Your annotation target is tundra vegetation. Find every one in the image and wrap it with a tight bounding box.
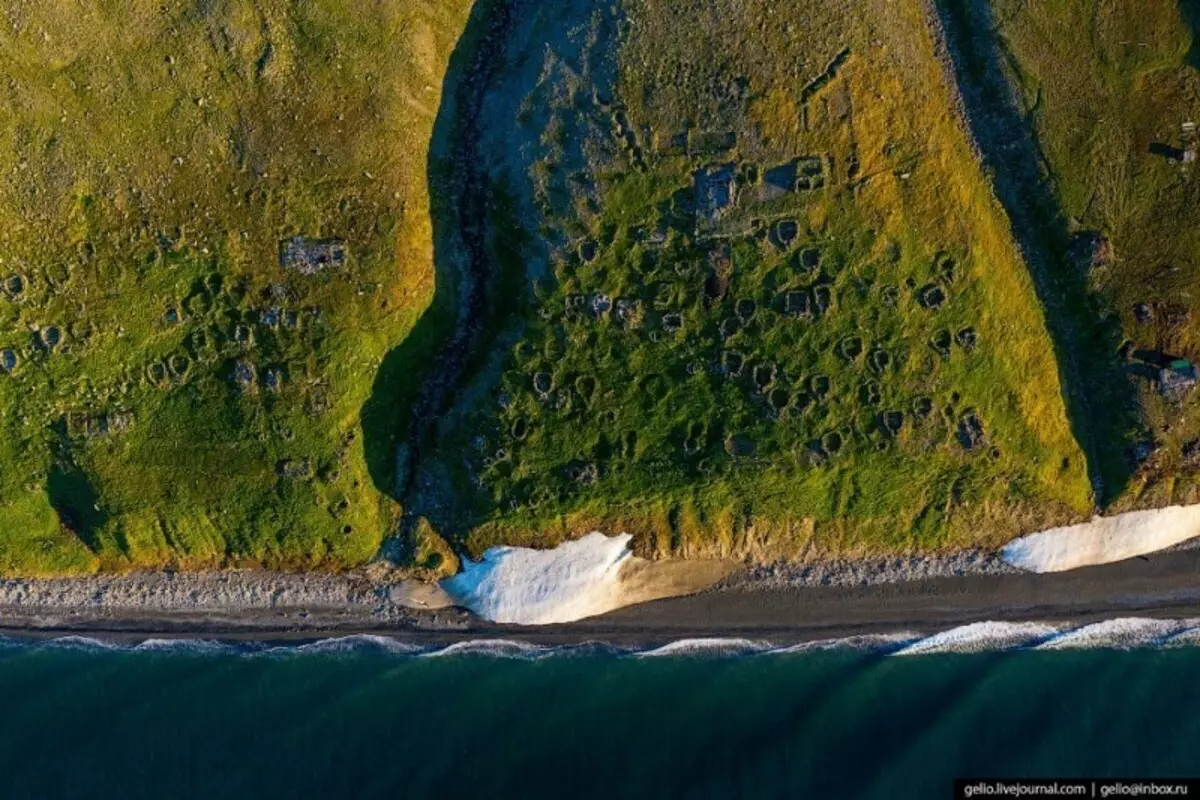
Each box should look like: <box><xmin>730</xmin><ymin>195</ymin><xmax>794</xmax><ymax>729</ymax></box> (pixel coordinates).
<box><xmin>397</xmin><ymin>0</ymin><xmax>1094</xmax><ymax>565</ymax></box>
<box><xmin>5</xmin><ymin>0</ymin><xmax>1198</xmax><ymax>577</ymax></box>
<box><xmin>976</xmin><ymin>0</ymin><xmax>1200</xmax><ymax>510</ymax></box>
<box><xmin>0</xmin><ymin>0</ymin><xmax>473</xmax><ymax>573</ymax></box>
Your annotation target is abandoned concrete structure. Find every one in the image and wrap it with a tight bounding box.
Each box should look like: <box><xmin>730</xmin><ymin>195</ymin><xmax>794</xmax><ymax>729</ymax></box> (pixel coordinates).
<box><xmin>694</xmin><ymin>164</ymin><xmax>737</xmax><ymax>227</ymax></box>
<box><xmin>1159</xmin><ymin>359</ymin><xmax>1198</xmax><ymax>402</ymax></box>
<box><xmin>279</xmin><ymin>237</ymin><xmax>346</xmax><ymax>274</ymax></box>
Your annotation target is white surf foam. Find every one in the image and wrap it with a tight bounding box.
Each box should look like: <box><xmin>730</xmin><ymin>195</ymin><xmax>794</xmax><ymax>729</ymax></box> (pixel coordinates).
<box><xmin>772</xmin><ymin>633</ymin><xmax>921</xmax><ymax>654</ymax></box>
<box><xmin>421</xmin><ymin>639</ymin><xmax>550</xmax><ymax>659</ymax></box>
<box><xmin>18</xmin><ymin>619</ymin><xmax>1200</xmax><ymax>658</ymax></box>
<box><xmin>1160</xmin><ymin>620</ymin><xmax>1200</xmax><ymax>647</ymax></box>
<box><xmin>1036</xmin><ymin>618</ymin><xmax>1183</xmax><ymax>650</ymax></box>
<box><xmin>132</xmin><ymin>638</ymin><xmax>236</xmax><ymax>655</ymax></box>
<box><xmin>40</xmin><ymin>635</ymin><xmax>121</xmax><ymax>652</ymax></box>
<box><xmin>289</xmin><ymin>635</ymin><xmax>422</xmax><ymax>656</ymax></box>
<box><xmin>1002</xmin><ymin>504</ymin><xmax>1200</xmax><ymax>573</ymax></box>
<box><xmin>635</xmin><ymin>638</ymin><xmax>774</xmax><ymax>658</ymax></box>
<box><xmin>441</xmin><ymin>532</ymin><xmax>634</xmax><ymax>625</ymax></box>
<box><xmin>894</xmin><ymin>622</ymin><xmax>1060</xmax><ymax>655</ymax></box>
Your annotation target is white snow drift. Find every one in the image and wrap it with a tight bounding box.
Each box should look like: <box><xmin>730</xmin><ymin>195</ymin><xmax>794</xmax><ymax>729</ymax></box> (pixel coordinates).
<box><xmin>1002</xmin><ymin>504</ymin><xmax>1200</xmax><ymax>573</ymax></box>
<box><xmin>441</xmin><ymin>532</ymin><xmax>634</xmax><ymax>625</ymax></box>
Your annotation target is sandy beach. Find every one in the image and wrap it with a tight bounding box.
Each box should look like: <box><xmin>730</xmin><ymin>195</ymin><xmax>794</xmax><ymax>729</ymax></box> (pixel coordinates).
<box><xmin>3</xmin><ymin>547</ymin><xmax>1200</xmax><ymax>648</ymax></box>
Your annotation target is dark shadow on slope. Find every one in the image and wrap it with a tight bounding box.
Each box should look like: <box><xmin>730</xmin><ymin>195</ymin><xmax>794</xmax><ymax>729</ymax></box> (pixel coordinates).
<box><xmin>46</xmin><ymin>463</ymin><xmax>107</xmax><ymax>552</ymax></box>
<box><xmin>1180</xmin><ymin>0</ymin><xmax>1200</xmax><ymax>69</ymax></box>
<box><xmin>360</xmin><ymin>0</ymin><xmax>514</xmax><ymax>556</ymax></box>
<box><xmin>46</xmin><ymin>423</ymin><xmax>107</xmax><ymax>553</ymax></box>
<box><xmin>932</xmin><ymin>0</ymin><xmax>1142</xmax><ymax>506</ymax></box>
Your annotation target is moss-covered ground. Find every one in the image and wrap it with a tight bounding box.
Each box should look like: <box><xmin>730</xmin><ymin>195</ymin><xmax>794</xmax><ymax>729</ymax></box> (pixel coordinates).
<box><xmin>0</xmin><ymin>0</ymin><xmax>473</xmax><ymax>573</ymax></box>
<box><xmin>983</xmin><ymin>0</ymin><xmax>1200</xmax><ymax>511</ymax></box>
<box><xmin>12</xmin><ymin>0</ymin><xmax>1194</xmax><ymax>576</ymax></box>
<box><xmin>403</xmin><ymin>0</ymin><xmax>1094</xmax><ymax>562</ymax></box>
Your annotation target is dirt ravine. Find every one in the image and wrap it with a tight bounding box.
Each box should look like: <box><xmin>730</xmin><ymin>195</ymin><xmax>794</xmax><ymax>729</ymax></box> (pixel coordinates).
<box><xmin>395</xmin><ymin>0</ymin><xmax>518</xmax><ymax>514</ymax></box>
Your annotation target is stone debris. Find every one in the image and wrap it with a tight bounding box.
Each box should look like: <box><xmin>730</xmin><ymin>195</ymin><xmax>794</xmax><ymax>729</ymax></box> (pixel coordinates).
<box><xmin>614</xmin><ymin>297</ymin><xmax>641</xmax><ymax>326</ymax></box>
<box><xmin>70</xmin><ymin>410</ymin><xmax>133</xmax><ymax>439</ymax></box>
<box><xmin>590</xmin><ymin>293</ymin><xmax>612</xmax><ymax>316</ymax></box>
<box><xmin>263</xmin><ymin>366</ymin><xmax>285</xmax><ymax>392</ymax></box>
<box><xmin>956</xmin><ymin>409</ymin><xmax>986</xmax><ymax>450</ymax></box>
<box><xmin>694</xmin><ymin>163</ymin><xmax>737</xmax><ymax>227</ymax></box>
<box><xmin>918</xmin><ymin>283</ymin><xmax>946</xmax><ymax>309</ymax></box>
<box><xmin>279</xmin><ymin>237</ymin><xmax>346</xmax><ymax>274</ymax></box>
<box><xmin>233</xmin><ymin>360</ymin><xmax>257</xmax><ymax>392</ymax></box>
<box><xmin>1159</xmin><ymin>359</ymin><xmax>1198</xmax><ymax>402</ymax></box>
<box><xmin>276</xmin><ymin>459</ymin><xmax>311</xmax><ymax>479</ymax></box>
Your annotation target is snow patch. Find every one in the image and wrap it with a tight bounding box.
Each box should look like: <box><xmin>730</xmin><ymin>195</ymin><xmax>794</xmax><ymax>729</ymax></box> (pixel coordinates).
<box><xmin>1001</xmin><ymin>504</ymin><xmax>1200</xmax><ymax>573</ymax></box>
<box><xmin>441</xmin><ymin>532</ymin><xmax>634</xmax><ymax>625</ymax></box>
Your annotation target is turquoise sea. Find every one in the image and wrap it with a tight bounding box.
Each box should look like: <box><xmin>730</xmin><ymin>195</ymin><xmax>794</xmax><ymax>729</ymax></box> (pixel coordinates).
<box><xmin>1</xmin><ymin>634</ymin><xmax>1199</xmax><ymax>799</ymax></box>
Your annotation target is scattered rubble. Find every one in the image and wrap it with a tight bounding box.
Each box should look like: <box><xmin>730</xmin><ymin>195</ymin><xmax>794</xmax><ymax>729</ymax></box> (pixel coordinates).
<box><xmin>279</xmin><ymin>237</ymin><xmax>346</xmax><ymax>274</ymax></box>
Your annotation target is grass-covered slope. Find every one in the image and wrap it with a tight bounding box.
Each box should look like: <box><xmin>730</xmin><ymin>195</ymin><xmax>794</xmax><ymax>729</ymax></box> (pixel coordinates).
<box><xmin>983</xmin><ymin>0</ymin><xmax>1200</xmax><ymax>509</ymax></box>
<box><xmin>0</xmin><ymin>0</ymin><xmax>472</xmax><ymax>573</ymax></box>
<box><xmin>405</xmin><ymin>0</ymin><xmax>1093</xmax><ymax>562</ymax></box>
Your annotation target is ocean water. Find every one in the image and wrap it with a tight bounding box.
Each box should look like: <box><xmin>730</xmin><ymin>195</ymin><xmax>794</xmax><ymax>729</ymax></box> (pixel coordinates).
<box><xmin>2</xmin><ymin>627</ymin><xmax>1200</xmax><ymax>799</ymax></box>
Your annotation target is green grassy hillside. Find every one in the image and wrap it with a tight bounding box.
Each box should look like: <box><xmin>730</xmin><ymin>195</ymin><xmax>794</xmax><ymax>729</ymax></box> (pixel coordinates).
<box><xmin>0</xmin><ymin>0</ymin><xmax>473</xmax><ymax>573</ymax></box>
<box><xmin>985</xmin><ymin>0</ymin><xmax>1200</xmax><ymax>510</ymax></box>
<box><xmin>13</xmin><ymin>0</ymin><xmax>1175</xmax><ymax>576</ymax></box>
<box><xmin>402</xmin><ymin>0</ymin><xmax>1093</xmax><ymax>563</ymax></box>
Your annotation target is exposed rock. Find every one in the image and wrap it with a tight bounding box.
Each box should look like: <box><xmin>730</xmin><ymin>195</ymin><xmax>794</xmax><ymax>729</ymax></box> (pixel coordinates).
<box><xmin>279</xmin><ymin>237</ymin><xmax>346</xmax><ymax>274</ymax></box>
<box><xmin>233</xmin><ymin>360</ymin><xmax>257</xmax><ymax>392</ymax></box>
<box><xmin>957</xmin><ymin>409</ymin><xmax>985</xmax><ymax>450</ymax></box>
<box><xmin>918</xmin><ymin>283</ymin><xmax>946</xmax><ymax>309</ymax></box>
<box><xmin>694</xmin><ymin>163</ymin><xmax>737</xmax><ymax>227</ymax></box>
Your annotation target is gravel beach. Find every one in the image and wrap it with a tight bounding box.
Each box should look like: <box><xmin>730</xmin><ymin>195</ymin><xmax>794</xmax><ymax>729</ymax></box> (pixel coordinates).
<box><xmin>3</xmin><ymin>545</ymin><xmax>1200</xmax><ymax>647</ymax></box>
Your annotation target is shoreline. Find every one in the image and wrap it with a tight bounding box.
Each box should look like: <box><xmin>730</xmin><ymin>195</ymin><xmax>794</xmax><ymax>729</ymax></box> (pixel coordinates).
<box><xmin>3</xmin><ymin>545</ymin><xmax>1200</xmax><ymax>648</ymax></box>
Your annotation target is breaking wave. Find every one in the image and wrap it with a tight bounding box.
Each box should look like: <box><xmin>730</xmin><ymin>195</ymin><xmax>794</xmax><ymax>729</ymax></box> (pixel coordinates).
<box><xmin>1035</xmin><ymin>619</ymin><xmax>1185</xmax><ymax>651</ymax></box>
<box><xmin>894</xmin><ymin>622</ymin><xmax>1058</xmax><ymax>655</ymax></box>
<box><xmin>132</xmin><ymin>638</ymin><xmax>239</xmax><ymax>655</ymax></box>
<box><xmin>635</xmin><ymin>638</ymin><xmax>774</xmax><ymax>658</ymax></box>
<box><xmin>774</xmin><ymin>633</ymin><xmax>922</xmax><ymax>654</ymax></box>
<box><xmin>6</xmin><ymin>619</ymin><xmax>1200</xmax><ymax>658</ymax></box>
<box><xmin>420</xmin><ymin>639</ymin><xmax>552</xmax><ymax>659</ymax></box>
<box><xmin>280</xmin><ymin>635</ymin><xmax>423</xmax><ymax>657</ymax></box>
